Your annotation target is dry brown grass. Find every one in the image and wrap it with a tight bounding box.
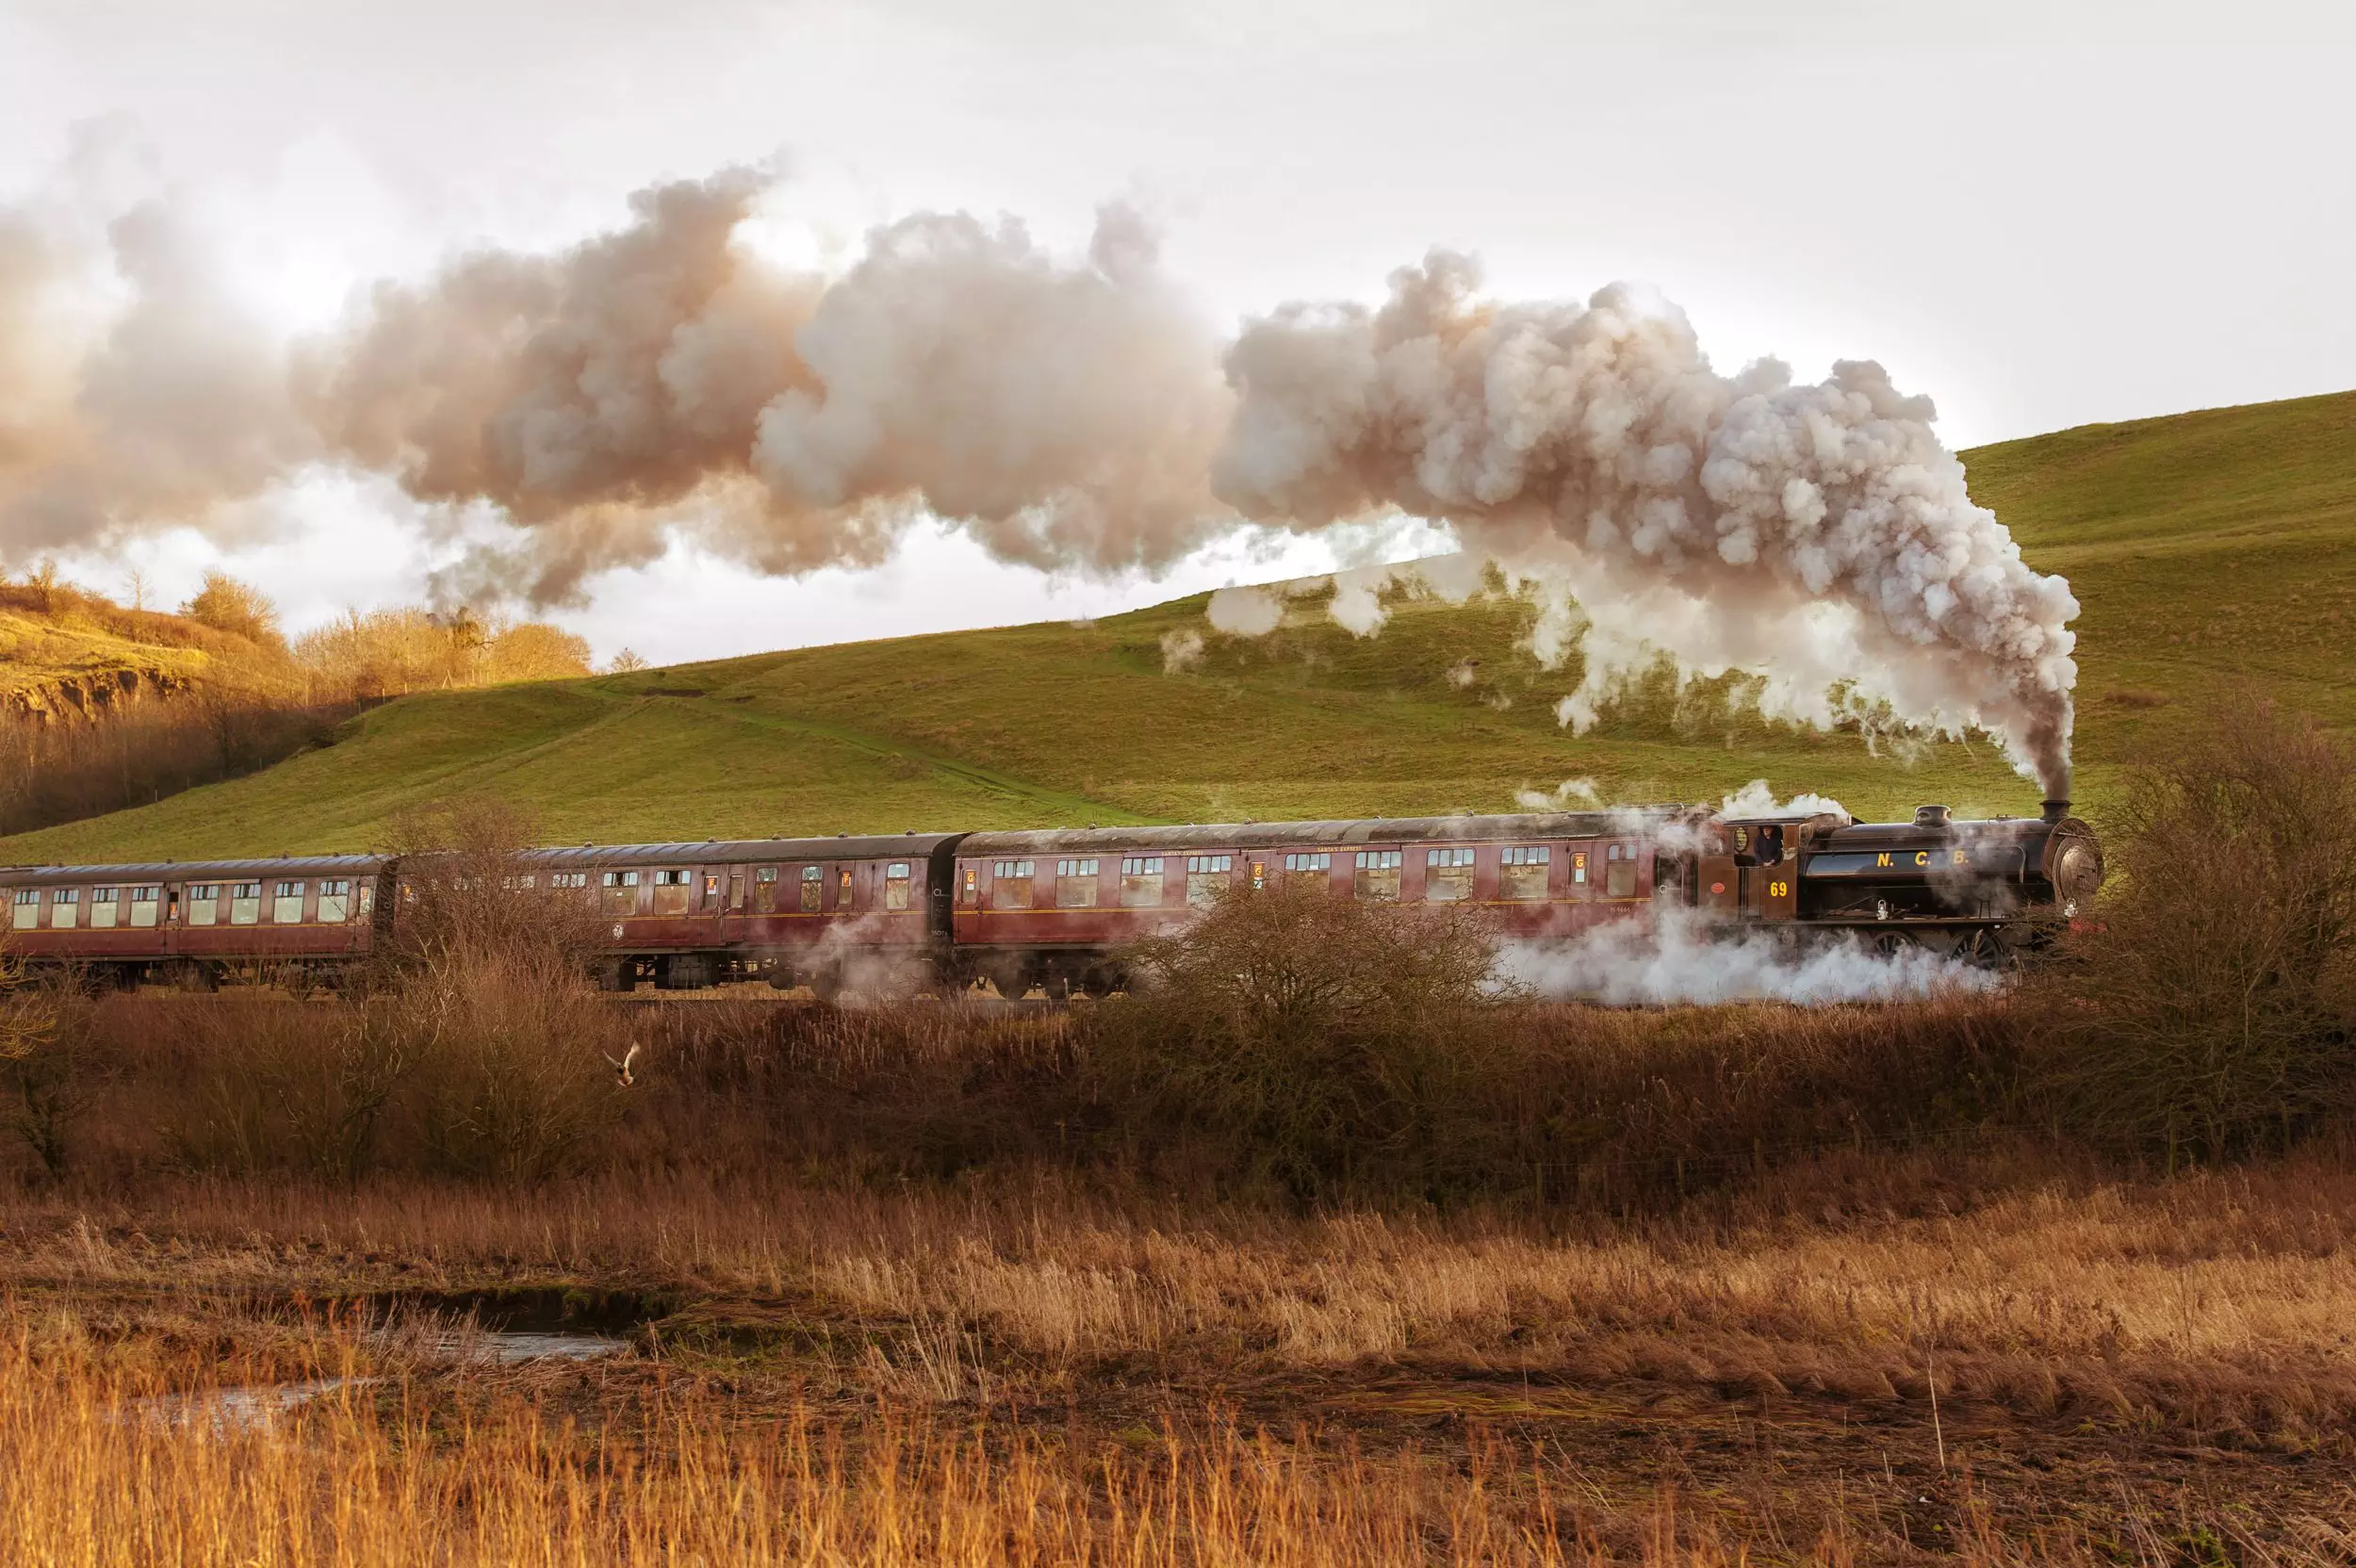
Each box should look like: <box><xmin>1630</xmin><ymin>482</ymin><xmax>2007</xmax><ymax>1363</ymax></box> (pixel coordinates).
<box><xmin>0</xmin><ymin>1318</ymin><xmax>1908</xmax><ymax>1567</ymax></box>
<box><xmin>6</xmin><ymin>1150</ymin><xmax>2356</xmax><ymax>1560</ymax></box>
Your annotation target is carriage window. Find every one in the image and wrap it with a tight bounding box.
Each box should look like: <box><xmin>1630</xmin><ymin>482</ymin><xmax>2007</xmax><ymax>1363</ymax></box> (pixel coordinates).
<box><xmin>601</xmin><ymin>869</ymin><xmax>641</xmax><ymax>917</ymax></box>
<box><xmin>1352</xmin><ymin>850</ymin><xmax>1401</xmax><ymax>901</ymax></box>
<box><xmin>652</xmin><ymin>868</ymin><xmax>693</xmax><ymax>916</ymax></box>
<box><xmin>837</xmin><ymin>866</ymin><xmax>855</xmax><ymax>910</ymax></box>
<box><xmin>272</xmin><ymin>880</ymin><xmax>306</xmax><ymax>924</ymax></box>
<box><xmin>1121</xmin><ymin>856</ymin><xmax>1165</xmax><ymax>907</ymax></box>
<box><xmin>90</xmin><ymin>887</ymin><xmax>121</xmax><ymax>929</ymax></box>
<box><xmin>1184</xmin><ymin>855</ymin><xmax>1232</xmax><ymax>908</ymax></box>
<box><xmin>49</xmin><ymin>888</ymin><xmax>81</xmax><ymax>929</ymax></box>
<box><xmin>229</xmin><ymin>883</ymin><xmax>262</xmax><ymax>925</ymax></box>
<box><xmin>1055</xmin><ymin>858</ymin><xmax>1099</xmax><ymax>908</ymax></box>
<box><xmin>961</xmin><ymin>866</ymin><xmax>980</xmax><ymax>905</ymax></box>
<box><xmin>1426</xmin><ymin>846</ymin><xmax>1476</xmax><ymax>902</ymax></box>
<box><xmin>885</xmin><ymin>861</ymin><xmax>912</xmax><ymax>911</ymax></box>
<box><xmin>992</xmin><ymin>860</ymin><xmax>1034</xmax><ymax>909</ymax></box>
<box><xmin>755</xmin><ymin>865</ymin><xmax>780</xmax><ymax>914</ymax></box>
<box><xmin>1605</xmin><ymin>843</ymin><xmax>1638</xmax><ymax>899</ymax></box>
<box><xmin>1283</xmin><ymin>852</ymin><xmax>1331</xmax><ymax>890</ymax></box>
<box><xmin>1572</xmin><ymin>850</ymin><xmax>1589</xmax><ymax>887</ymax></box>
<box><xmin>128</xmin><ymin>886</ymin><xmax>161</xmax><ymax>928</ymax></box>
<box><xmin>1500</xmin><ymin>845</ymin><xmax>1550</xmax><ymax>901</ymax></box>
<box><xmin>548</xmin><ymin>872</ymin><xmax>588</xmax><ymax>890</ymax></box>
<box><xmin>799</xmin><ymin>864</ymin><xmax>823</xmax><ymax>912</ymax></box>
<box><xmin>318</xmin><ymin>880</ymin><xmax>352</xmax><ymax>923</ymax></box>
<box><xmin>8</xmin><ymin>889</ymin><xmax>36</xmax><ymax>931</ymax></box>
<box><xmin>187</xmin><ymin>883</ymin><xmax>221</xmax><ymax>926</ymax></box>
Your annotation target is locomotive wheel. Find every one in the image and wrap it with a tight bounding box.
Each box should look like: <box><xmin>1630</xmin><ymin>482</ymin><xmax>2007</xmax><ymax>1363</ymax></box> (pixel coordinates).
<box><xmin>1868</xmin><ymin>930</ymin><xmax>1916</xmax><ymax>960</ymax></box>
<box><xmin>809</xmin><ymin>968</ymin><xmax>844</xmax><ymax>1004</ymax></box>
<box><xmin>1958</xmin><ymin>928</ymin><xmax>2017</xmax><ymax>972</ymax></box>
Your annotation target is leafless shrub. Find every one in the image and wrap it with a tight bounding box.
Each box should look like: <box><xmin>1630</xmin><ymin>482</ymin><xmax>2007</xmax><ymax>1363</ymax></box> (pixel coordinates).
<box><xmin>1091</xmin><ymin>881</ymin><xmax>1513</xmax><ymax>1199</ymax></box>
<box><xmin>179</xmin><ymin>569</ymin><xmax>285</xmax><ymax>650</ymax></box>
<box><xmin>2029</xmin><ymin>696</ymin><xmax>2356</xmax><ymax>1163</ymax></box>
<box><xmin>0</xmin><ymin>971</ymin><xmax>103</xmax><ymax>1183</ymax></box>
<box><xmin>374</xmin><ymin>796</ymin><xmax>604</xmax><ymax>974</ymax></box>
<box><xmin>407</xmin><ymin>950</ymin><xmax>628</xmax><ymax>1183</ymax></box>
<box><xmin>0</xmin><ymin>939</ymin><xmax>49</xmax><ymax>1064</ymax></box>
<box><xmin>368</xmin><ymin>797</ymin><xmax>627</xmax><ymax>1179</ymax></box>
<box><xmin>166</xmin><ymin>1001</ymin><xmax>409</xmax><ymax>1184</ymax></box>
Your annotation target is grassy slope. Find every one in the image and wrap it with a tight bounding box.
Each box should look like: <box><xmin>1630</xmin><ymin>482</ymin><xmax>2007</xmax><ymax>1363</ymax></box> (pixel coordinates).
<box><xmin>5</xmin><ymin>391</ymin><xmax>2348</xmax><ymax>863</ymax></box>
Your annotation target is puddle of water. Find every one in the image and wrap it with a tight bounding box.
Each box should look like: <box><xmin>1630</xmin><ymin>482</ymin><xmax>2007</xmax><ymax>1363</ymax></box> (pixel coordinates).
<box><xmin>421</xmin><ymin>1328</ymin><xmax>629</xmax><ymax>1364</ymax></box>
<box><xmin>135</xmin><ymin>1377</ymin><xmax>374</xmax><ymax>1434</ymax></box>
<box><xmin>131</xmin><ymin>1329</ymin><xmax>625</xmax><ymax>1433</ymax></box>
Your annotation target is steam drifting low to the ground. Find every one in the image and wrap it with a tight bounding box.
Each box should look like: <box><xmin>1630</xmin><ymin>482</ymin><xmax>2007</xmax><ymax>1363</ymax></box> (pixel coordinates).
<box><xmin>1502</xmin><ymin>909</ymin><xmax>2001</xmax><ymax>1006</ymax></box>
<box><xmin>0</xmin><ymin>136</ymin><xmax>2076</xmax><ymax>791</ymax></box>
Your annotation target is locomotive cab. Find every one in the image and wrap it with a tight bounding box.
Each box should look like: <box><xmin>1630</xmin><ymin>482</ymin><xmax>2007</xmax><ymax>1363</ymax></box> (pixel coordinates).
<box><xmin>1693</xmin><ymin>808</ymin><xmax>1851</xmax><ymax>923</ymax></box>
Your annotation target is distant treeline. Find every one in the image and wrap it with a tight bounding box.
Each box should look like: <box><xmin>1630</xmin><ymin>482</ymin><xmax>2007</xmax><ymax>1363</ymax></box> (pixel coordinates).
<box><xmin>0</xmin><ymin>565</ymin><xmax>614</xmax><ymax>837</ymax></box>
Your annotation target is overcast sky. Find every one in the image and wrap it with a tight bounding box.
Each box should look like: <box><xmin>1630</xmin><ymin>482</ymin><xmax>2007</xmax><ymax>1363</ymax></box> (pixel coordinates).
<box><xmin>4</xmin><ymin>0</ymin><xmax>2350</xmax><ymax>665</ymax></box>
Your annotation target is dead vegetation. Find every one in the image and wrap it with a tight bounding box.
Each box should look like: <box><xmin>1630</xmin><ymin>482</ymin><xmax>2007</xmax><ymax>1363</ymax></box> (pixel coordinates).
<box><xmin>2032</xmin><ymin>697</ymin><xmax>2356</xmax><ymax>1163</ymax></box>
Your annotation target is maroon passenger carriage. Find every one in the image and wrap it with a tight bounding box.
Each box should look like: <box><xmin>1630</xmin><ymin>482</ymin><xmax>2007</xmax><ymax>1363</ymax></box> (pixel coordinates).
<box><xmin>2</xmin><ymin>855</ymin><xmax>394</xmax><ymax>988</ymax></box>
<box><xmin>950</xmin><ymin>812</ymin><xmax>1673</xmax><ymax>998</ymax></box>
<box><xmin>512</xmin><ymin>834</ymin><xmax>961</xmax><ymax>995</ymax></box>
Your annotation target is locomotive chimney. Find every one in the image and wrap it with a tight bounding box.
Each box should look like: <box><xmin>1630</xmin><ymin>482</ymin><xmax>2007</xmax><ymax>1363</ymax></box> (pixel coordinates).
<box><xmin>2040</xmin><ymin>798</ymin><xmax>2070</xmax><ymax>825</ymax></box>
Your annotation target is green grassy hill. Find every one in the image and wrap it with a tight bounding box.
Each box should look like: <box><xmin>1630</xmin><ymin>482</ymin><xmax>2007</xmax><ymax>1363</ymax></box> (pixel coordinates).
<box><xmin>4</xmin><ymin>391</ymin><xmax>2349</xmax><ymax>863</ymax></box>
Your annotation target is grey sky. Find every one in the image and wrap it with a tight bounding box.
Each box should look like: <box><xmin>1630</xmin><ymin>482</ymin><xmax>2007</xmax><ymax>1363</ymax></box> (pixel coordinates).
<box><xmin>3</xmin><ymin>0</ymin><xmax>2350</xmax><ymax>662</ymax></box>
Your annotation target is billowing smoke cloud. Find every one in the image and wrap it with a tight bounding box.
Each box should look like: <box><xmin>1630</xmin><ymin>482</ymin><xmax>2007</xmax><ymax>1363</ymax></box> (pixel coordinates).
<box><xmin>300</xmin><ymin>169</ymin><xmax>1233</xmax><ymax>605</ymax></box>
<box><xmin>0</xmin><ymin>122</ymin><xmax>311</xmax><ymax>557</ymax></box>
<box><xmin>1212</xmin><ymin>255</ymin><xmax>2079</xmax><ymax>795</ymax></box>
<box><xmin>0</xmin><ymin>145</ymin><xmax>2076</xmax><ymax>788</ymax></box>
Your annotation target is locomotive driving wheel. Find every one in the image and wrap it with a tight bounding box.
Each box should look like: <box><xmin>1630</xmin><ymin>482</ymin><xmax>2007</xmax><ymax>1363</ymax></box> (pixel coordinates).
<box><xmin>1867</xmin><ymin>929</ymin><xmax>1917</xmax><ymax>960</ymax></box>
<box><xmin>1958</xmin><ymin>926</ymin><xmax>2017</xmax><ymax>972</ymax></box>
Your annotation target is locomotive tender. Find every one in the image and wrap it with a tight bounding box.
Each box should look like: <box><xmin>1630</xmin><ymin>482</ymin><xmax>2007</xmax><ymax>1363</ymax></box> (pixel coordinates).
<box><xmin>1</xmin><ymin>800</ymin><xmax>2100</xmax><ymax>995</ymax></box>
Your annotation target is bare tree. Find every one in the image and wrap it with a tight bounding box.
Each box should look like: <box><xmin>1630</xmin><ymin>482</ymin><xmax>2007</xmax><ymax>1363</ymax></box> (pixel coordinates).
<box><xmin>2032</xmin><ymin>694</ymin><xmax>2356</xmax><ymax>1164</ymax></box>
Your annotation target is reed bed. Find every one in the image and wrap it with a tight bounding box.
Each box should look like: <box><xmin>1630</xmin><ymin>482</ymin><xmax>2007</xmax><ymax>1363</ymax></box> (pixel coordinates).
<box><xmin>8</xmin><ymin>1318</ymin><xmax>2350</xmax><ymax>1568</ymax></box>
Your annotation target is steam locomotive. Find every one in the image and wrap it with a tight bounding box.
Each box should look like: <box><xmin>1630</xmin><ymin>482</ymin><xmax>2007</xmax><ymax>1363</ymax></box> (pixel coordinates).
<box><xmin>1</xmin><ymin>800</ymin><xmax>2101</xmax><ymax>996</ymax></box>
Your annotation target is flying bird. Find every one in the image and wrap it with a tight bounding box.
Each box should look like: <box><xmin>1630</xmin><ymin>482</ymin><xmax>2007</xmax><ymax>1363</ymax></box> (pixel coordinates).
<box><xmin>604</xmin><ymin>1042</ymin><xmax>639</xmax><ymax>1087</ymax></box>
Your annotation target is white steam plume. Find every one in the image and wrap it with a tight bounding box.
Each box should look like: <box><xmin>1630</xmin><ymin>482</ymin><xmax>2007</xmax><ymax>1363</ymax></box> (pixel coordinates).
<box><xmin>1213</xmin><ymin>256</ymin><xmax>2079</xmax><ymax>797</ymax></box>
<box><xmin>1204</xmin><ymin>584</ymin><xmax>1284</xmax><ymax>636</ymax></box>
<box><xmin>1158</xmin><ymin>627</ymin><xmax>1204</xmax><ymax>673</ymax></box>
<box><xmin>1502</xmin><ymin>908</ymin><xmax>1998</xmax><ymax>1006</ymax></box>
<box><xmin>1715</xmin><ymin>778</ymin><xmax>1848</xmax><ymax>819</ymax></box>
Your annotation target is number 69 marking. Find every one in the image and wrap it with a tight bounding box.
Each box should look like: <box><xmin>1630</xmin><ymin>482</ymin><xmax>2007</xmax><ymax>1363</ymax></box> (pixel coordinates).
<box><xmin>1769</xmin><ymin>880</ymin><xmax>1790</xmax><ymax>898</ymax></box>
